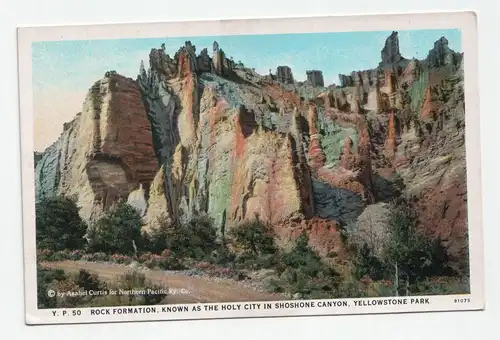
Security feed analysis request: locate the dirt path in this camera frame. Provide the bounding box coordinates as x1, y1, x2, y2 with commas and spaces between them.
40, 261, 284, 304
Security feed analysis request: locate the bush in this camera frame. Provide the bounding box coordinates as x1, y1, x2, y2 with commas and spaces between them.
110, 254, 133, 265
36, 196, 87, 252
73, 269, 106, 291
382, 201, 453, 289
228, 218, 278, 269
37, 267, 68, 308
268, 233, 341, 299
346, 198, 458, 297
138, 252, 185, 270
81, 252, 110, 262
142, 215, 170, 255
145, 214, 218, 261
49, 251, 69, 262
409, 276, 470, 295
36, 263, 172, 309
87, 202, 144, 255
36, 249, 54, 262
117, 270, 167, 305
352, 243, 386, 281
52, 278, 86, 308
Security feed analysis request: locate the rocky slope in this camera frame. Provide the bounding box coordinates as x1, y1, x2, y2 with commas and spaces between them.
35, 32, 467, 271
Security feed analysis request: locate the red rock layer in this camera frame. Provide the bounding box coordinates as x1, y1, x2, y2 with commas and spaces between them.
262, 83, 301, 111
278, 217, 347, 262
317, 167, 367, 198
306, 105, 326, 169
177, 49, 190, 78
420, 87, 436, 120
99, 74, 158, 185
228, 108, 255, 223
413, 177, 468, 272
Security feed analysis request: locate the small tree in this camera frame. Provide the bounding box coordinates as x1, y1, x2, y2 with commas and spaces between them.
37, 266, 68, 308
74, 269, 106, 292
88, 202, 144, 255
167, 214, 218, 260
227, 218, 278, 269
229, 218, 277, 257
352, 242, 386, 281
142, 214, 170, 255
383, 201, 450, 294
36, 196, 87, 251
275, 232, 340, 298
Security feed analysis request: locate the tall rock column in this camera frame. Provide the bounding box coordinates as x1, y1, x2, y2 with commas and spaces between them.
306, 105, 326, 169
276, 66, 294, 84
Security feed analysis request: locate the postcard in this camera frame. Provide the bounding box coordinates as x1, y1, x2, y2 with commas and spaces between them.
17, 11, 484, 325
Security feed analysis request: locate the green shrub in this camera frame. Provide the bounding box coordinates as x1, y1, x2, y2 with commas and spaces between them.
409, 276, 470, 295
382, 201, 452, 287
81, 252, 110, 262
268, 233, 341, 299
142, 215, 170, 255
87, 202, 144, 255
36, 249, 54, 262
348, 198, 455, 296
37, 267, 68, 308
110, 254, 133, 265
36, 196, 87, 252
49, 251, 69, 262
228, 218, 279, 269
117, 270, 167, 305
352, 243, 386, 281
73, 269, 106, 291
145, 214, 218, 261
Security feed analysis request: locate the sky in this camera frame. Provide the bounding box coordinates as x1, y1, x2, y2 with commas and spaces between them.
32, 28, 461, 151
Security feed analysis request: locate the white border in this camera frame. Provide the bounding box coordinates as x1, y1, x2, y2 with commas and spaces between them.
17, 11, 484, 325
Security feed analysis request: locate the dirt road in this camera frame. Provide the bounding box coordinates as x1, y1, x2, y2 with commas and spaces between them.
40, 260, 284, 304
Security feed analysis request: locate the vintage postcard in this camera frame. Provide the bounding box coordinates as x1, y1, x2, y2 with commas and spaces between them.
17, 11, 484, 325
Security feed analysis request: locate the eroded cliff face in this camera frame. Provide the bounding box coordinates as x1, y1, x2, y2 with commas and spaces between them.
35, 32, 468, 268
362, 36, 467, 271
36, 73, 158, 221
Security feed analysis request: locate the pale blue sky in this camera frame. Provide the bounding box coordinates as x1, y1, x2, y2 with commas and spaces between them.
31, 28, 461, 151
32, 28, 461, 90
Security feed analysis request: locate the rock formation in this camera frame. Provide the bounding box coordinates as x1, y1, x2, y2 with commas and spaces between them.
426, 37, 463, 71
197, 48, 212, 73
338, 74, 353, 87
380, 31, 403, 69
212, 41, 234, 77
276, 66, 294, 84
35, 31, 468, 272
36, 72, 158, 221
306, 70, 325, 87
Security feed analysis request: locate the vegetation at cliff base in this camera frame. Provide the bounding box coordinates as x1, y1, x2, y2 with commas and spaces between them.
266, 232, 341, 299
86, 202, 144, 256
36, 195, 468, 302
227, 218, 278, 270
37, 266, 168, 309
36, 196, 87, 251
349, 199, 457, 296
